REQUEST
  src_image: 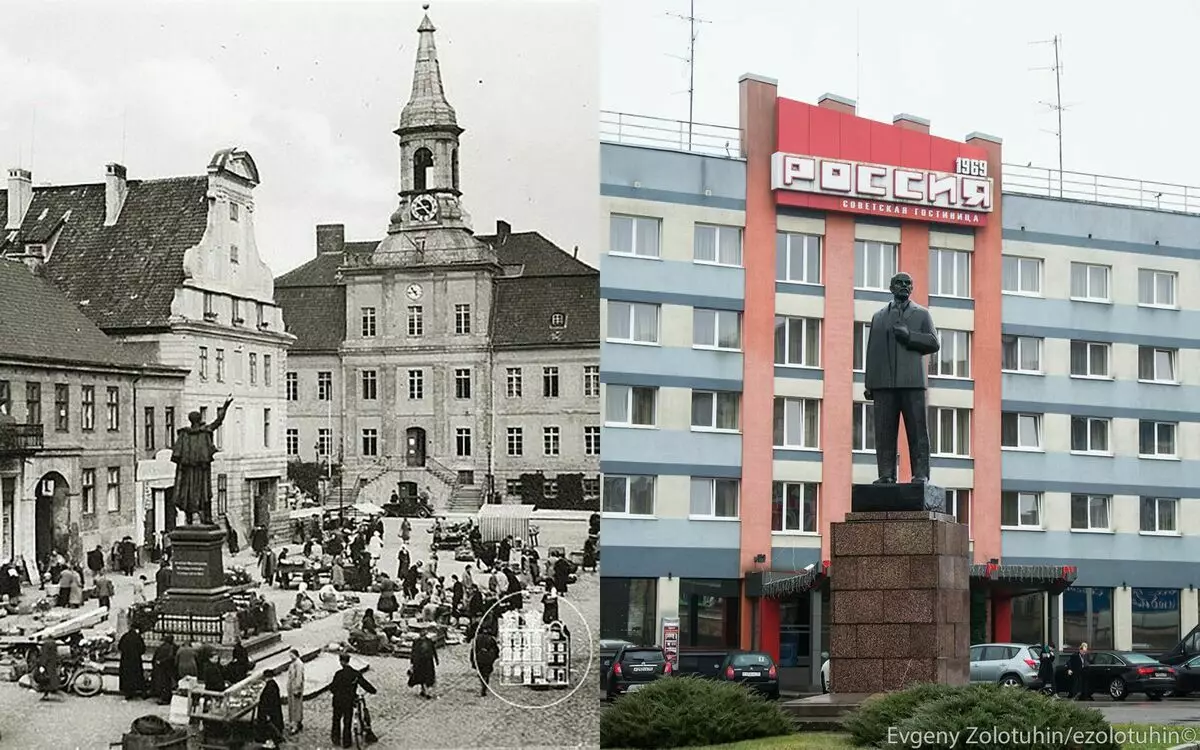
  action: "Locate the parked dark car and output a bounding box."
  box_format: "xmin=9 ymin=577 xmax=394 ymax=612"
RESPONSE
xmin=673 ymin=650 xmax=731 ymax=680
xmin=719 ymin=651 xmax=780 ymax=699
xmin=1158 ymin=625 xmax=1200 ymax=667
xmin=1170 ymin=654 xmax=1200 ymax=696
xmin=605 ymin=645 xmax=672 ymax=700
xmin=1051 ymin=650 xmax=1175 ymax=700
xmin=600 ymin=639 xmax=633 ymax=690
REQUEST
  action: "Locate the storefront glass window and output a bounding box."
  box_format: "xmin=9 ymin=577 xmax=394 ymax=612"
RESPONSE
xmin=679 ymin=579 xmax=740 ymax=648
xmin=1062 ymin=587 xmax=1114 ymax=650
xmin=1132 ymin=588 xmax=1180 ymax=653
xmin=777 ymin=589 xmax=830 ymax=668
xmin=600 ymin=577 xmax=657 ymax=645
xmin=1010 ymin=593 xmax=1045 ymax=645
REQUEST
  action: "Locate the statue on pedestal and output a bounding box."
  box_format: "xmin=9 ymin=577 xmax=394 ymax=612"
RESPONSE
xmin=171 ymin=396 xmax=234 ymax=526
xmin=863 ymin=273 xmax=940 ymax=484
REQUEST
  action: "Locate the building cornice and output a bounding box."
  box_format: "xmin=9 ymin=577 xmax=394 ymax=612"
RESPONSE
xmin=169 ymin=319 xmax=297 ymax=347
xmin=0 ymin=356 xmax=184 ymax=378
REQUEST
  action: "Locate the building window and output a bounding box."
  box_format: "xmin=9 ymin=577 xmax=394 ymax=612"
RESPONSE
xmin=543 ymin=426 xmax=561 ymax=456
xmin=217 ymin=474 xmax=227 ymax=515
xmin=263 ymin=354 xmax=272 ymax=387
xmin=694 ymin=224 xmax=742 ymax=266
xmin=929 ymin=247 xmax=971 ymax=298
xmin=230 ymin=244 xmax=240 ymax=265
xmin=692 ymin=308 xmax=741 ymax=350
xmin=286 ymin=428 xmax=299 ymax=457
xmin=361 ymin=428 xmax=378 ymax=457
xmin=1069 ymin=341 xmax=1110 ymax=378
xmin=361 ymin=306 xmax=377 ymax=337
xmin=771 ymin=482 xmax=818 ymax=533
xmin=1139 ymin=420 xmax=1178 ymax=458
xmin=407 ymin=306 xmax=424 ymax=336
xmin=506 ymin=427 xmax=523 ymax=456
xmin=230 ymin=201 xmax=239 ymax=221
xmin=854 ymin=240 xmax=898 ymax=291
xmin=1001 ymin=256 xmax=1043 ymax=295
xmin=203 ymin=292 xmax=215 ymax=319
xmin=106 ymin=386 xmax=120 ymax=431
xmin=690 ymin=391 xmax=740 ymax=432
xmin=286 ymin=372 xmax=298 ymax=401
xmin=506 ymin=368 xmax=522 ymax=398
xmin=249 ymin=353 xmax=257 ymax=385
xmin=584 ymin=426 xmax=600 ymax=456
xmin=852 ymin=322 xmax=870 ymax=372
xmin=1069 ymin=416 xmax=1110 ymax=454
xmin=455 ymin=427 xmax=472 ymax=457
xmin=605 ymin=385 xmax=657 ymax=427
xmin=946 ymin=489 xmax=971 ymax=530
xmin=1138 ymin=269 xmax=1177 ymax=308
xmin=776 ymin=232 xmax=821 ymax=284
xmin=1001 ymin=412 xmax=1042 ymax=451
xmin=106 ymin=467 xmax=121 ymax=512
xmin=199 ymin=347 xmax=209 ymax=380
xmin=601 ymin=578 xmax=658 ymax=643
xmin=165 ymin=407 xmax=175 ymax=442
xmin=317 ymin=428 xmax=332 ymax=457
xmin=1069 ymin=262 xmax=1111 ymax=302
xmin=256 ymin=303 xmax=266 ymax=328
xmin=928 ymin=407 xmax=971 ymax=456
xmin=262 ymin=408 xmax=271 ymax=448
xmin=584 ymin=365 xmax=600 ymax=397
xmin=1141 ymin=497 xmax=1179 ymax=534
xmin=1001 ymin=491 xmax=1042 ymax=529
xmin=774 ymin=316 xmax=820 ymax=368
xmin=928 ymin=329 xmax=971 ymax=379
xmin=82 ymin=385 xmax=95 ymax=431
xmin=610 ymin=214 xmax=661 ymax=258
xmin=1071 ymin=494 xmax=1111 ymax=531
xmin=232 ymin=298 xmax=242 ymax=324
xmin=772 ymin=397 xmax=820 ymax=449
xmin=215 ymin=349 xmax=226 ymax=382
xmin=852 ymin=401 xmax=875 ymax=452
xmin=361 ymin=370 xmax=378 ymax=400
xmin=689 ymin=477 xmax=739 ymax=519
xmin=1063 ymin=587 xmax=1114 ymax=651
xmin=1138 ymin=347 xmax=1177 ymax=383
xmin=24 ymin=382 xmax=40 ymax=425
xmin=453 ymin=368 xmax=472 ymax=399
xmin=1131 ymin=588 xmax=1181 ymax=653
xmin=54 ymin=384 xmax=68 ymax=432
xmin=81 ymin=469 xmax=96 ymax=515
xmin=602 ymin=475 xmax=655 ymax=516
xmin=317 ymin=371 xmax=332 ymax=401
xmin=454 ymin=304 xmax=472 ymax=335
xmin=1001 ymin=335 xmax=1042 ymax=374
xmin=144 ymin=406 xmax=156 ymax=451
xmin=542 ymin=367 xmax=560 ymax=398
xmin=408 ymin=369 xmax=424 ymax=400
xmin=0 ymin=381 xmax=8 ymax=416
xmin=606 ymin=301 xmax=659 ymax=344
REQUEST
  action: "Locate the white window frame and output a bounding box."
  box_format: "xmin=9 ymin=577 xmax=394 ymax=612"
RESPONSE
xmin=317 ymin=428 xmax=332 ymax=457
xmin=317 ymin=372 xmax=332 ymax=401
xmin=285 ymin=372 xmax=298 ymax=401
xmin=606 ymin=301 xmax=660 ymax=345
xmin=454 ymin=303 xmax=472 ymax=335
xmin=929 ymin=247 xmax=972 ymax=298
xmin=852 ymin=322 xmax=870 ymax=372
xmin=1000 ymin=491 xmax=1043 ymax=530
xmin=360 ymin=306 xmax=377 ymax=337
xmin=506 ymin=367 xmax=523 ymax=398
xmin=1139 ymin=420 xmax=1178 ymax=459
xmin=774 ymin=316 xmax=821 ymax=369
xmin=1069 ymin=340 xmax=1111 ymax=379
xmin=543 ymin=366 xmax=560 ymax=398
xmin=584 ymin=366 xmax=600 ymax=398
xmin=106 ymin=467 xmax=120 ymax=512
xmin=584 ymin=426 xmax=600 ymax=456
xmin=854 ymin=240 xmax=899 ymax=291
xmin=771 ymin=481 xmax=819 ymax=534
xmin=609 ymin=214 xmax=661 ymax=259
xmin=689 ymin=477 xmax=740 ymax=519
xmin=285 ymin=428 xmax=299 ymax=457
xmin=1001 ymin=255 xmax=1043 ymax=297
xmin=690 ymin=390 xmax=740 ymax=433
xmin=776 ymin=232 xmax=822 ymax=285
xmin=407 ymin=305 xmax=424 ymax=337
xmin=1070 ymin=494 xmax=1111 ymax=532
xmin=1138 ymin=268 xmax=1178 ymax=309
xmin=361 ymin=428 xmax=378 ymax=457
xmin=852 ymin=401 xmax=875 ymax=453
xmin=506 ymin=427 xmax=523 ymax=456
xmin=1000 ymin=412 xmax=1042 ymax=452
xmin=453 ymin=368 xmax=472 ymax=400
xmin=945 ymin=489 xmax=971 ymax=535
xmin=407 ymin=369 xmax=424 ymax=400
xmin=455 ymin=427 xmax=472 ymax=457
xmin=1070 ymin=416 xmax=1112 ymax=455
xmin=693 ymin=308 xmax=742 ymax=351
xmin=604 ymin=384 xmax=657 ymax=428
xmin=602 ymin=474 xmax=656 ymax=517
xmin=1069 ymin=262 xmax=1111 ymax=303
xmin=360 ymin=369 xmax=378 ymax=401
xmin=694 ymin=223 xmax=742 ymax=267
xmin=772 ymin=397 xmax=820 ymax=450
xmin=929 ymin=329 xmax=971 ymax=379
xmin=1141 ymin=497 xmax=1180 ymax=535
xmin=928 ymin=407 xmax=971 ymax=457
xmin=1001 ymin=335 xmax=1043 ymax=375
xmin=81 ymin=468 xmax=96 ymax=515
xmin=1138 ymin=347 xmax=1178 ymax=384
xmin=542 ymin=426 xmax=561 ymax=456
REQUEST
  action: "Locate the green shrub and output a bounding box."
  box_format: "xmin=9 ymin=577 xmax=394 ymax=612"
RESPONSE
xmin=847 ymin=683 xmax=1118 ymax=750
xmin=599 ymin=676 xmax=794 ymax=748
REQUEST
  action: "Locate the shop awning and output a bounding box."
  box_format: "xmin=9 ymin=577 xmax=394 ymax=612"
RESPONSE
xmin=745 ymin=562 xmax=829 ymax=599
xmin=970 ymin=563 xmax=1077 ymax=596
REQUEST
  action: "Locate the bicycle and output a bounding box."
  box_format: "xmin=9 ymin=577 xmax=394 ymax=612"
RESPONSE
xmin=351 ymin=691 xmax=378 ymax=749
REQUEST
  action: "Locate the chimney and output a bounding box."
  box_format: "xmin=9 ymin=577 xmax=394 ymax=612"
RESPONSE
xmin=496 ymin=219 xmax=511 ymax=245
xmin=105 ymin=163 xmax=128 ymax=226
xmin=316 ymin=224 xmax=345 ymax=256
xmin=573 ymin=245 xmax=579 ymax=259
xmin=6 ymin=168 xmax=32 ymax=230
xmin=817 ymin=93 xmax=856 ymax=115
xmin=893 ymin=113 xmax=930 ymax=134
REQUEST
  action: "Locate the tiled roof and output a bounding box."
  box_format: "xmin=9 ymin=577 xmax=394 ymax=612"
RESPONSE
xmin=484 ymin=231 xmax=597 ymax=277
xmin=0 ymin=177 xmax=210 ymax=331
xmin=276 ymin=286 xmax=346 ymax=353
xmin=492 ymin=273 xmax=599 ymax=348
xmin=0 ymin=258 xmax=155 ymax=369
xmin=275 ymin=241 xmax=374 ymax=288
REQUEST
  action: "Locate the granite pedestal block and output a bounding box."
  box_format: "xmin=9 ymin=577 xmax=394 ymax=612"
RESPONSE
xmin=161 ymin=524 xmax=233 ymax=617
xmin=852 ymin=482 xmax=948 ymax=513
xmin=829 ymin=499 xmax=969 ymax=694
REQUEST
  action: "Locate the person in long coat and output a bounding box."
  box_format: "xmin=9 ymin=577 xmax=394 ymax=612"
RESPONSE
xmin=34 ymin=635 xmax=62 ymax=700
xmin=226 ymin=638 xmax=252 ymax=684
xmin=118 ymin=537 xmax=137 ymax=576
xmin=376 ymin=575 xmax=399 ymax=619
xmin=155 ymin=562 xmax=172 ymax=599
xmin=402 ymin=562 xmax=421 ymax=601
xmin=60 ymin=566 xmax=83 ymax=607
xmin=397 ymin=544 xmax=410 ymax=581
xmin=118 ymin=626 xmax=147 ymax=700
xmin=470 ymin=628 xmax=500 ymax=697
xmin=502 ymin=567 xmax=523 ymax=612
xmin=286 ymin=648 xmax=306 ymax=735
xmin=400 ymin=517 xmax=412 ymax=544
xmin=552 ymin=556 xmax=571 ymax=597
xmin=176 ymin=641 xmax=199 ymax=679
xmin=541 ymin=581 xmax=560 ymax=625
xmin=498 ymin=536 xmax=512 ymax=565
xmin=255 ymin=672 xmax=286 ymax=743
xmin=260 ymin=547 xmax=277 ymax=586
xmin=86 ymin=544 xmax=104 ymax=579
xmin=407 ymin=626 xmax=439 ymax=699
xmin=151 ymin=634 xmax=179 ymax=704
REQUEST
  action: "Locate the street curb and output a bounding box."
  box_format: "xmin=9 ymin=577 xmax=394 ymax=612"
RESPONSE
xmin=1168 ymin=743 xmax=1199 ymax=750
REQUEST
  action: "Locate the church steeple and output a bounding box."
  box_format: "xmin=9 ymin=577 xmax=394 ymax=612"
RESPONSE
xmin=397 ymin=8 xmax=460 ymax=134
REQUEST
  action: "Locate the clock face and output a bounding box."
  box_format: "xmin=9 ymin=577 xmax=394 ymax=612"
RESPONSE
xmin=406 ymin=283 xmax=423 ymax=301
xmin=410 ymin=194 xmax=438 ymax=222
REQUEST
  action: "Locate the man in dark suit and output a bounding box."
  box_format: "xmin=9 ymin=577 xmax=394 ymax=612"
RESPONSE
xmin=864 ymin=272 xmax=942 ymax=484
xmin=330 ymin=652 xmax=376 ymax=747
xmin=1068 ymin=642 xmax=1090 ymax=700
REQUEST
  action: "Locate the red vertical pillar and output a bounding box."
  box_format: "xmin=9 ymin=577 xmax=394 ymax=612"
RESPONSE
xmin=759 ymin=598 xmax=781 ymax=660
xmin=819 ymin=215 xmax=855 ymax=558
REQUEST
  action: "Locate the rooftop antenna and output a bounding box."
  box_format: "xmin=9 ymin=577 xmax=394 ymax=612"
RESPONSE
xmin=1030 ymin=35 xmax=1072 ymax=197
xmin=666 ymin=0 xmax=710 ymax=150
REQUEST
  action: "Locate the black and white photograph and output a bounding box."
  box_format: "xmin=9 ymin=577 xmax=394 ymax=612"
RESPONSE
xmin=0 ymin=1 xmax=600 ymax=748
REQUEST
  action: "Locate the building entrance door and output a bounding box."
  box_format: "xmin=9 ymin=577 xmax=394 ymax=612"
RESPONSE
xmin=34 ymin=472 xmax=68 ymax=565
xmin=405 ymin=427 xmax=427 ymax=467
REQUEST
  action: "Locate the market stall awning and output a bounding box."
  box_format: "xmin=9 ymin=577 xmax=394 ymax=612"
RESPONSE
xmin=745 ymin=562 xmax=829 ymax=599
xmin=289 ymin=507 xmax=323 ymax=520
xmin=970 ymin=563 xmax=1077 ymax=596
xmin=477 ymin=503 xmax=534 ymax=544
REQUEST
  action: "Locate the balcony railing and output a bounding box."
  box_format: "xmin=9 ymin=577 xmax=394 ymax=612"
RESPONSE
xmin=0 ymin=422 xmax=43 ymax=454
xmin=600 ymin=110 xmax=742 ymax=158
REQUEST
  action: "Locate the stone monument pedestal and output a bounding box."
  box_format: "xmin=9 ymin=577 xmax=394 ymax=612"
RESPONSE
xmin=828 ymin=484 xmax=969 ymax=693
xmin=160 ymin=524 xmax=234 ymax=619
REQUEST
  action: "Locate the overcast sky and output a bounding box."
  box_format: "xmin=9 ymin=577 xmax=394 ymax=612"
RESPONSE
xmin=0 ymin=0 xmax=599 ymax=276
xmin=601 ymin=0 xmax=1200 ymax=189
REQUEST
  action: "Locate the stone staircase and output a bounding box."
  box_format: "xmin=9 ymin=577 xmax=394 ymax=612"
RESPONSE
xmin=447 ymin=484 xmax=483 ymax=513
xmin=349 ymin=455 xmax=462 ymax=513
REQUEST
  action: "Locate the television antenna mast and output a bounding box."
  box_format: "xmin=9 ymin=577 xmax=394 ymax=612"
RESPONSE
xmin=1030 ymin=34 xmax=1072 ymax=197
xmin=666 ymin=0 xmax=711 ymax=150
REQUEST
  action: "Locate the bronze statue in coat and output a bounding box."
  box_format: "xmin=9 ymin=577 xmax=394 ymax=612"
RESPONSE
xmin=170 ymin=396 xmax=233 ymax=526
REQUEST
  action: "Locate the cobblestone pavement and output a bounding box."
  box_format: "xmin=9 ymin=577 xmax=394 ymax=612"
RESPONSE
xmin=0 ymin=515 xmax=599 ymax=749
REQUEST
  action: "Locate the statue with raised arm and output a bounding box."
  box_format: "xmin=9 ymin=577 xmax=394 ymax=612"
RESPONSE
xmin=171 ymin=396 xmax=234 ymax=526
xmin=863 ymin=273 xmax=941 ymax=484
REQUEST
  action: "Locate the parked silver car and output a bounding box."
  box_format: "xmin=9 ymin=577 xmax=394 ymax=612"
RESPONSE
xmin=969 ymin=643 xmax=1044 ymax=688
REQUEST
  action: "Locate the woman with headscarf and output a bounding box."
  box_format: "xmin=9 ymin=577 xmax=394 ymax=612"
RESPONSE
xmin=367 ymin=531 xmax=384 ymax=563
xmin=255 ymin=672 xmax=286 ymax=743
xmin=226 ymin=638 xmax=252 ymax=684
xmin=331 ymin=554 xmax=346 ymax=590
xmin=293 ymin=583 xmax=316 ymax=615
xmin=407 ymin=625 xmax=439 ymax=699
xmin=33 ymin=635 xmax=61 ymax=700
xmin=376 ymin=574 xmax=399 ymax=619
xmin=118 ymin=625 xmax=147 ymax=700
xmin=151 ymin=634 xmax=179 ymax=704
xmin=400 ymin=517 xmax=412 ymax=544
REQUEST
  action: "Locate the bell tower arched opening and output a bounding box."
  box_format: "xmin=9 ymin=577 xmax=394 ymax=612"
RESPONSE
xmin=413 ymin=148 xmax=434 ymax=193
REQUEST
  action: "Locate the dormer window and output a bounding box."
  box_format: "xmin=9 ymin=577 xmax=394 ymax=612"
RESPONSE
xmin=229 ymin=202 xmax=239 ymax=222
xmin=551 ymin=312 xmax=567 ymax=329
xmin=25 ymin=243 xmax=45 ymax=258
xmin=230 ymin=244 xmax=240 ymax=265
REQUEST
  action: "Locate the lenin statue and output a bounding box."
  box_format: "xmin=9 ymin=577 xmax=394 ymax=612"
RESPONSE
xmin=863 ymin=273 xmax=940 ymax=484
xmin=171 ymin=396 xmax=234 ymax=526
